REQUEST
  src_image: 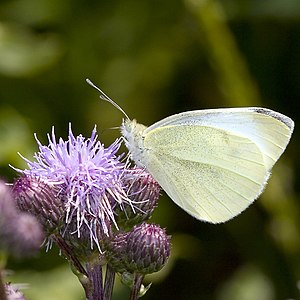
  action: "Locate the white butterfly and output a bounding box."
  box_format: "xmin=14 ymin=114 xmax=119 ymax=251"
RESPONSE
xmin=87 ymin=80 xmax=294 ymax=223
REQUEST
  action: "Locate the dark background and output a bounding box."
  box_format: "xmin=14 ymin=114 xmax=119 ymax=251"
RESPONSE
xmin=0 ymin=0 xmax=299 ymax=299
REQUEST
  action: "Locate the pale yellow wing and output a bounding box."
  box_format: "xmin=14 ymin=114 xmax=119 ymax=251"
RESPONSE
xmin=143 ymin=125 xmax=268 ymax=223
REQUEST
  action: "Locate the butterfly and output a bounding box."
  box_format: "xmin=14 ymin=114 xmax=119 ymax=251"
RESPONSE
xmin=87 ymin=79 xmax=294 ymax=223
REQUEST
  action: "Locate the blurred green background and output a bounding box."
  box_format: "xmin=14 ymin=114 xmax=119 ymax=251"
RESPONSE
xmin=0 ymin=0 xmax=299 ymax=299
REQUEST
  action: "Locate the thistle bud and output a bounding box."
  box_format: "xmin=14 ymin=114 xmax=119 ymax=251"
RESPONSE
xmin=115 ymin=168 xmax=161 ymax=230
xmin=11 ymin=213 xmax=44 ymax=256
xmin=106 ymin=223 xmax=171 ymax=275
xmin=12 ymin=175 xmax=64 ymax=234
xmin=0 ymin=180 xmax=44 ymax=257
xmin=125 ymin=223 xmax=170 ymax=275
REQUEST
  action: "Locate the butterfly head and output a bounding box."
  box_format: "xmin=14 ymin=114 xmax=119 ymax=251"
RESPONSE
xmin=121 ymin=119 xmax=147 ymax=167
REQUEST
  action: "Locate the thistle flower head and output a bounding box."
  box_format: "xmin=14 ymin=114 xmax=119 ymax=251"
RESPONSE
xmin=16 ymin=125 xmax=132 ymax=249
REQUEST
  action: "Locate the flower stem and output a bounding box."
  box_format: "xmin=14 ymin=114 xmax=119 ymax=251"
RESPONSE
xmin=129 ymin=273 xmax=144 ymax=300
xmin=104 ymin=264 xmax=115 ymax=300
xmin=53 ymin=235 xmax=87 ymax=276
xmin=86 ymin=261 xmax=104 ymax=300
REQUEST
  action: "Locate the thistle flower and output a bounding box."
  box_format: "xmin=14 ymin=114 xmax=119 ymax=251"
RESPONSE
xmin=14 ymin=125 xmax=135 ymax=249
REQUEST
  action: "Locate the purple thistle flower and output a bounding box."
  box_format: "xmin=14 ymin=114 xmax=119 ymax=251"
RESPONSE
xmin=15 ymin=124 xmax=133 ymax=249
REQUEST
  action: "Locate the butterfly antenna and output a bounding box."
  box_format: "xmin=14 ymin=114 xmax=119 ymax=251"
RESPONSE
xmin=86 ymin=78 xmax=129 ymax=120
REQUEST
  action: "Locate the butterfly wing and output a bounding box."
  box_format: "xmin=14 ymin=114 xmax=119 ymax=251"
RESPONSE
xmin=142 ymin=108 xmax=293 ymax=223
